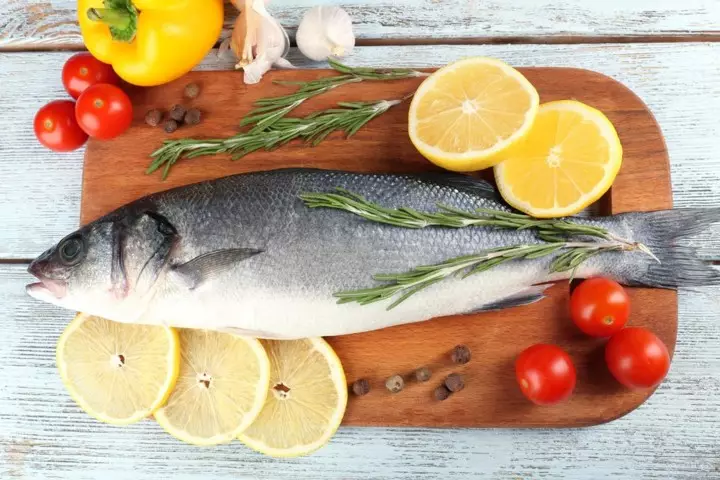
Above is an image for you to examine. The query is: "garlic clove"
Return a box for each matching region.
[218,37,234,60]
[243,55,274,84]
[273,57,295,69]
[229,0,259,69]
[231,0,292,81]
[296,6,355,62]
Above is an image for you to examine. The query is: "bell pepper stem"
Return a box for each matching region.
[86,0,138,43]
[87,8,132,30]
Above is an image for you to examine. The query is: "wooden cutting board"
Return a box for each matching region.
[81,67,675,428]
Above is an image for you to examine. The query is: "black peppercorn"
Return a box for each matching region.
[385,374,404,393]
[184,82,200,99]
[351,378,370,396]
[434,385,451,401]
[451,345,472,364]
[163,119,179,134]
[184,108,202,126]
[168,104,186,122]
[144,109,163,127]
[444,373,465,393]
[415,366,431,382]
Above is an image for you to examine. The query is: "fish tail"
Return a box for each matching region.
[616,208,720,288]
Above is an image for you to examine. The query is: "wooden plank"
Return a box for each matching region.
[1,0,719,50]
[3,264,719,477]
[78,66,676,428]
[1,43,719,260]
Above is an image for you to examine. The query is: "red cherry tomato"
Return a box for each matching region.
[62,52,120,99]
[605,327,670,389]
[570,277,630,337]
[515,344,576,405]
[33,100,88,152]
[75,84,133,140]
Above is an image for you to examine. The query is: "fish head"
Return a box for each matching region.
[27,221,119,314]
[26,209,178,321]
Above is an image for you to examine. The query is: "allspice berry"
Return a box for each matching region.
[184,82,200,99]
[184,108,202,126]
[385,374,404,393]
[444,373,465,393]
[351,378,370,397]
[434,385,451,401]
[415,366,431,382]
[144,109,163,127]
[163,119,179,134]
[168,104,186,122]
[451,345,472,364]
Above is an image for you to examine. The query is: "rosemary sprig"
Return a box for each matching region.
[299,188,653,253]
[241,58,427,133]
[335,241,627,310]
[148,99,402,179]
[302,188,659,308]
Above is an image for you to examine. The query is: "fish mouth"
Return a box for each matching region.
[27,257,68,300]
[26,264,68,299]
[26,279,68,299]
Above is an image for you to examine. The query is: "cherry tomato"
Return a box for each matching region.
[515,344,576,405]
[606,327,670,389]
[62,53,120,99]
[33,100,88,152]
[570,277,630,337]
[75,84,133,140]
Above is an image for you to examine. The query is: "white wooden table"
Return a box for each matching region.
[1,2,719,479]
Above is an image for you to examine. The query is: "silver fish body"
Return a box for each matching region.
[27,168,720,338]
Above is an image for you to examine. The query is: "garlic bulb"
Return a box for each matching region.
[219,0,292,84]
[296,6,355,62]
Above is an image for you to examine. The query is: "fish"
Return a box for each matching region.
[26,168,720,339]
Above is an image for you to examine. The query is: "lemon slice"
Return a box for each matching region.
[238,338,347,458]
[56,313,179,425]
[494,100,622,218]
[408,57,539,172]
[154,329,270,446]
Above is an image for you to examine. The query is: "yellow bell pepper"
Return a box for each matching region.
[78,0,224,86]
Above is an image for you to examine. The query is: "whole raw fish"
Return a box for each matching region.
[26,168,719,338]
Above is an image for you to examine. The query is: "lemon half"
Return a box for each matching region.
[494,100,622,218]
[56,313,180,425]
[239,338,347,458]
[409,56,539,172]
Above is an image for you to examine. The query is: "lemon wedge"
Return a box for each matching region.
[238,338,347,458]
[56,313,179,425]
[494,100,622,218]
[408,56,539,172]
[154,329,270,446]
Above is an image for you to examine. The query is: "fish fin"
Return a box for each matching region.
[417,172,500,200]
[607,208,720,288]
[217,326,290,339]
[617,246,720,289]
[464,285,551,313]
[624,207,720,243]
[169,248,263,290]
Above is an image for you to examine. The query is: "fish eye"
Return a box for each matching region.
[59,236,85,265]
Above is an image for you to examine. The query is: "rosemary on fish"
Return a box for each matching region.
[335,241,629,310]
[242,58,427,133]
[299,188,658,256]
[148,99,403,179]
[300,188,659,309]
